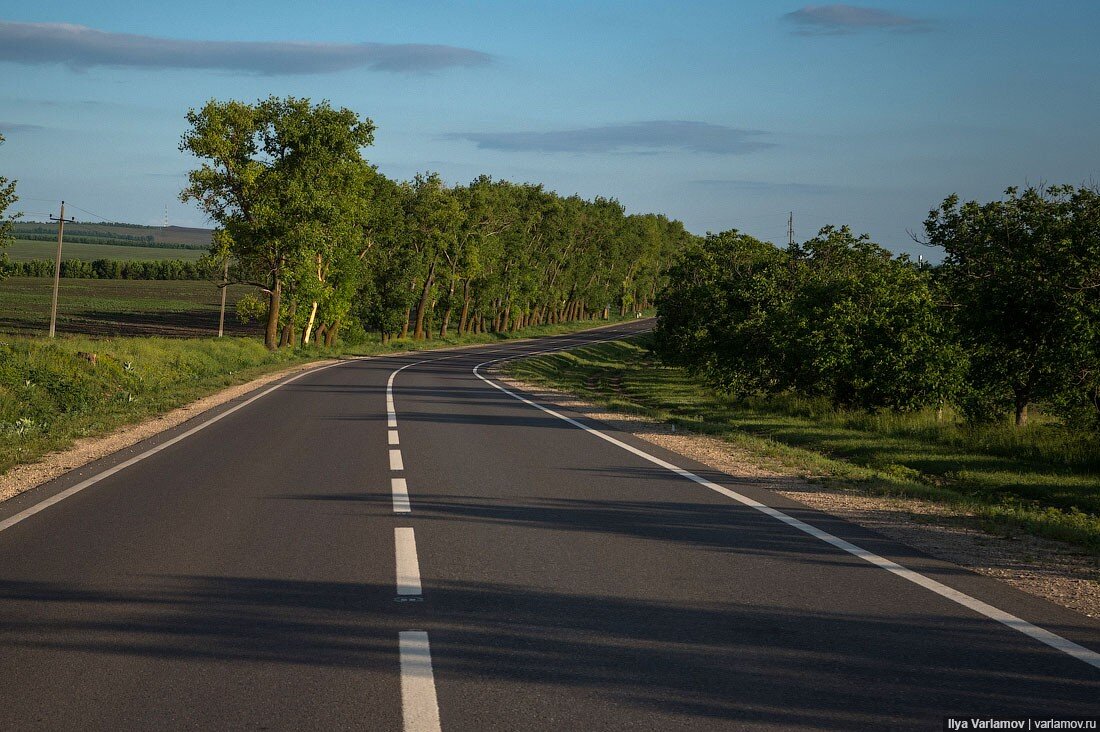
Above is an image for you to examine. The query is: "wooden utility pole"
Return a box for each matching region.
[48,201,75,338]
[217,259,229,337]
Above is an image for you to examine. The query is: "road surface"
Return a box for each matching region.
[0,322,1097,730]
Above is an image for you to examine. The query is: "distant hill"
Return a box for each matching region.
[13,222,213,249]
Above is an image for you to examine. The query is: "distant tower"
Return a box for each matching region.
[164,205,168,229]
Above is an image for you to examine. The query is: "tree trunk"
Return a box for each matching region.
[400,307,411,339]
[303,300,319,344]
[1015,400,1028,427]
[440,297,453,339]
[458,280,472,335]
[413,262,436,340]
[264,280,282,350]
[325,319,340,346]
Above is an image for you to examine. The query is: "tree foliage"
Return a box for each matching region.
[0,133,20,279]
[656,227,963,412]
[181,96,691,349]
[925,185,1100,425]
[181,96,375,348]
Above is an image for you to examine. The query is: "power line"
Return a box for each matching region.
[65,203,113,222]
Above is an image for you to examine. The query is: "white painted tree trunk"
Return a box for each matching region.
[303,301,319,344]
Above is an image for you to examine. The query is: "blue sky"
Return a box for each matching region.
[1,1,1098,257]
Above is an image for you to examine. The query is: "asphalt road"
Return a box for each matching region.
[0,321,1097,730]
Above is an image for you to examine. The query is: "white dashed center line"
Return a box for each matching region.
[399,631,442,732]
[395,527,423,598]
[392,478,411,513]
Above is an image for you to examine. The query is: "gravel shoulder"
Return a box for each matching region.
[498,373,1100,619]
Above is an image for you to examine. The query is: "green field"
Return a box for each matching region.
[506,336,1100,552]
[13,221,212,247]
[0,277,262,337]
[5,239,206,262]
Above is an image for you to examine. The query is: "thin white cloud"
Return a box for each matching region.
[0,21,492,74]
[446,121,773,155]
[783,5,930,35]
[0,121,45,134]
[691,179,837,194]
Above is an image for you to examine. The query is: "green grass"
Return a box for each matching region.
[0,277,262,337]
[5,239,206,262]
[0,336,310,475]
[504,335,1100,552]
[0,314,637,480]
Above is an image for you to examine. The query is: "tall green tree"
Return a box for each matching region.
[925,185,1100,425]
[180,96,375,349]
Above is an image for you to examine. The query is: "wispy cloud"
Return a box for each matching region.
[0,121,45,134]
[691,179,837,194]
[783,5,930,35]
[446,121,773,155]
[0,21,492,74]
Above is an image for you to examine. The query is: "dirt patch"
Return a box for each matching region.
[0,358,339,505]
[497,373,1100,619]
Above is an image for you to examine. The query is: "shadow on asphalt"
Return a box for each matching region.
[0,573,1095,728]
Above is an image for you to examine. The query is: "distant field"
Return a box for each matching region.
[13,222,212,247]
[5,239,206,262]
[0,277,263,337]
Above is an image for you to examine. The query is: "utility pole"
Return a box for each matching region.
[217,258,229,337]
[48,201,76,338]
[787,211,794,247]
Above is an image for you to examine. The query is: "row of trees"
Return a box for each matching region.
[13,232,206,250]
[181,96,690,349]
[2,258,213,280]
[656,185,1100,428]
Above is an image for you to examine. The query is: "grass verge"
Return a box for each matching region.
[0,316,637,479]
[503,335,1100,553]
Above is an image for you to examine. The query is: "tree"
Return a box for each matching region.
[0,133,19,277]
[656,227,962,412]
[786,226,963,411]
[655,229,792,394]
[181,96,375,349]
[925,185,1100,425]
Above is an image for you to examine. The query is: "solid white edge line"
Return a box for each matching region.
[0,358,357,536]
[390,449,405,472]
[392,477,411,513]
[471,358,1100,672]
[399,630,442,732]
[395,527,423,597]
